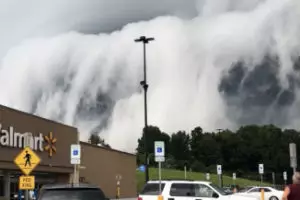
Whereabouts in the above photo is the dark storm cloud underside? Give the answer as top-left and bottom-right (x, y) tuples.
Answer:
(219, 55), (300, 126)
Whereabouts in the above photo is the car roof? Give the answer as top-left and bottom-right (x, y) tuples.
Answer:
(248, 186), (275, 190)
(147, 179), (211, 184)
(41, 183), (100, 190)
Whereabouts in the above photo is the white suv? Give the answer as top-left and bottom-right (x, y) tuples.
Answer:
(138, 180), (259, 200)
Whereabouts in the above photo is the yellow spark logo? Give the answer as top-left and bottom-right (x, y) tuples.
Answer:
(44, 132), (57, 157)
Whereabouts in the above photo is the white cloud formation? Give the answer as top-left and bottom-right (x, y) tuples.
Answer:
(0, 0), (299, 152)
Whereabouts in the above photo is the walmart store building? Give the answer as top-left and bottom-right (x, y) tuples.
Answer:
(0, 105), (137, 199)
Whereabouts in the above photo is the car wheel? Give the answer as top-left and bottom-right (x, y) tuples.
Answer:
(269, 196), (279, 200)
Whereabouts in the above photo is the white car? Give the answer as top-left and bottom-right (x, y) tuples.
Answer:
(238, 186), (283, 200)
(138, 180), (259, 200)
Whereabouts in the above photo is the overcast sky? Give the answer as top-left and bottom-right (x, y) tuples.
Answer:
(0, 0), (199, 57)
(0, 0), (198, 33)
(2, 0), (297, 151)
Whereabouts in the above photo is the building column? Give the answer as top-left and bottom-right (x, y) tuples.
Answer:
(3, 171), (10, 199)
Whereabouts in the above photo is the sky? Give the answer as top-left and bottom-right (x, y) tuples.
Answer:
(0, 0), (299, 152)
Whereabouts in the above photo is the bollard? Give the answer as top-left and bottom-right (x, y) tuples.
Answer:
(116, 187), (120, 199)
(260, 189), (264, 200)
(116, 180), (121, 199)
(158, 195), (163, 200)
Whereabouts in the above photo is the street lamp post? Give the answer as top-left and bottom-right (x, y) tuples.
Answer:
(134, 36), (155, 183)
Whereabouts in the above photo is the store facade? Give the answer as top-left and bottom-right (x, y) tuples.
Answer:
(0, 105), (137, 199)
(0, 105), (77, 199)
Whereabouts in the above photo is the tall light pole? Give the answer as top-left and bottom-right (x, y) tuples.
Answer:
(134, 36), (155, 183)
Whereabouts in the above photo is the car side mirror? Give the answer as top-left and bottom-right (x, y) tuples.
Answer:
(212, 192), (219, 198)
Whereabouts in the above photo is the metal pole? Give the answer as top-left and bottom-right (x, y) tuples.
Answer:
(221, 174), (223, 188)
(25, 190), (29, 200)
(283, 171), (287, 186)
(184, 165), (187, 180)
(143, 41), (149, 183)
(24, 134), (30, 200)
(233, 174), (236, 186)
(272, 172), (275, 187)
(73, 164), (77, 184)
(158, 162), (162, 194)
(73, 131), (80, 184)
(260, 174), (263, 185)
(218, 175), (222, 187)
(76, 131), (80, 184)
(135, 36), (154, 183)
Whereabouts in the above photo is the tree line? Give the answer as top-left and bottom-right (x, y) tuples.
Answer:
(136, 124), (300, 183)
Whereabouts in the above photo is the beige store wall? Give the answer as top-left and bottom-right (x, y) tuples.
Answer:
(79, 142), (137, 198)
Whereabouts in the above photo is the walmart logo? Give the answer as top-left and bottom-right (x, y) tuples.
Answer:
(44, 132), (57, 157)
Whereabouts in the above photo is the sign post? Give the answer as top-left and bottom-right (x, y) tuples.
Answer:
(232, 173), (236, 185)
(217, 165), (222, 187)
(206, 173), (210, 181)
(272, 172), (275, 187)
(283, 171), (287, 185)
(184, 165), (187, 180)
(14, 134), (41, 200)
(258, 164), (264, 185)
(70, 144), (81, 184)
(289, 143), (297, 174)
(154, 141), (165, 196)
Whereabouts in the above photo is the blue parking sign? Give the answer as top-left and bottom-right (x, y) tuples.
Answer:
(154, 141), (165, 161)
(73, 150), (78, 156)
(157, 147), (162, 153)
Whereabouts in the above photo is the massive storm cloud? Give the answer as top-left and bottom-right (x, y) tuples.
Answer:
(0, 0), (299, 152)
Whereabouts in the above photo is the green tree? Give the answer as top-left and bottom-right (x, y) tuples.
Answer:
(190, 126), (203, 163)
(136, 125), (170, 166)
(169, 131), (190, 169)
(88, 134), (111, 148)
(135, 123), (300, 183)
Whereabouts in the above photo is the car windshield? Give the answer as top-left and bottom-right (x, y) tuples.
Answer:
(209, 184), (230, 195)
(39, 188), (106, 200)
